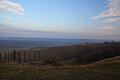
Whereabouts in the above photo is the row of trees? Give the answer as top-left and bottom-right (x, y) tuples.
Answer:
(75, 45), (120, 64)
(0, 42), (120, 65)
(0, 50), (17, 63)
(0, 50), (41, 63)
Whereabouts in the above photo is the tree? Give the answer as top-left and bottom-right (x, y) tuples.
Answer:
(28, 52), (31, 62)
(4, 52), (7, 62)
(0, 53), (2, 63)
(10, 52), (13, 62)
(7, 52), (10, 62)
(33, 51), (36, 61)
(13, 50), (17, 62)
(17, 51), (21, 63)
(23, 51), (26, 63)
(38, 51), (40, 61)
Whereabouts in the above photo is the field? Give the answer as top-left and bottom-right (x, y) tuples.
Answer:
(0, 42), (120, 80)
(0, 56), (120, 80)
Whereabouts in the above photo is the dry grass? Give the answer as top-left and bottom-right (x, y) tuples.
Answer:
(0, 56), (120, 80)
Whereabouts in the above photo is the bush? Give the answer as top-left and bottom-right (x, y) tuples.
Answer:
(43, 54), (61, 66)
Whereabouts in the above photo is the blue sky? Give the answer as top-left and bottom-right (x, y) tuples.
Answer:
(0, 0), (120, 40)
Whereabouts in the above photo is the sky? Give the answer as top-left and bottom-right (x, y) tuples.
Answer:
(0, 0), (120, 40)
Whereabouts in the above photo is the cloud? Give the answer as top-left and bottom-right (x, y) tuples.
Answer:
(93, 0), (120, 19)
(0, 0), (24, 15)
(98, 26), (114, 30)
(0, 14), (13, 20)
(103, 17), (120, 22)
(0, 24), (71, 38)
(0, 24), (119, 40)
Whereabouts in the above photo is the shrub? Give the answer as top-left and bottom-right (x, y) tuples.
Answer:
(43, 54), (61, 66)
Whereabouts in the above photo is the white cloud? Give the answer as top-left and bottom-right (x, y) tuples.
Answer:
(98, 26), (114, 30)
(103, 17), (120, 22)
(93, 0), (120, 19)
(0, 0), (24, 15)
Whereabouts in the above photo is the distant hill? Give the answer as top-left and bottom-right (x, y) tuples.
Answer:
(0, 38), (106, 50)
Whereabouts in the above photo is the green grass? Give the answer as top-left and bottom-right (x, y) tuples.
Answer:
(0, 57), (120, 80)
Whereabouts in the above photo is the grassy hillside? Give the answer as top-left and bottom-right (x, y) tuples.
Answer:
(0, 56), (120, 80)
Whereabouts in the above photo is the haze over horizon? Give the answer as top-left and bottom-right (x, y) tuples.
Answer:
(0, 0), (120, 40)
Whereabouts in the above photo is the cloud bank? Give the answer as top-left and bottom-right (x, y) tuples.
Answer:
(0, 0), (24, 15)
(103, 17), (120, 22)
(93, 0), (120, 19)
(99, 26), (114, 30)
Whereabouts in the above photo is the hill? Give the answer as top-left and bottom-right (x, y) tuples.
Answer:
(0, 56), (120, 80)
(0, 38), (104, 50)
(0, 42), (120, 65)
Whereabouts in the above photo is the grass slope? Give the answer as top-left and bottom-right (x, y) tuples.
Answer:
(0, 56), (120, 80)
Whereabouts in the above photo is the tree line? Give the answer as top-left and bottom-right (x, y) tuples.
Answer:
(0, 50), (41, 63)
(0, 42), (120, 65)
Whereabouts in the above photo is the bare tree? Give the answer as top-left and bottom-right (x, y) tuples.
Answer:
(10, 52), (13, 62)
(7, 52), (10, 62)
(23, 51), (26, 63)
(17, 51), (21, 63)
(33, 51), (36, 61)
(38, 51), (40, 61)
(13, 50), (17, 62)
(4, 52), (7, 63)
(28, 51), (31, 62)
(0, 53), (2, 63)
